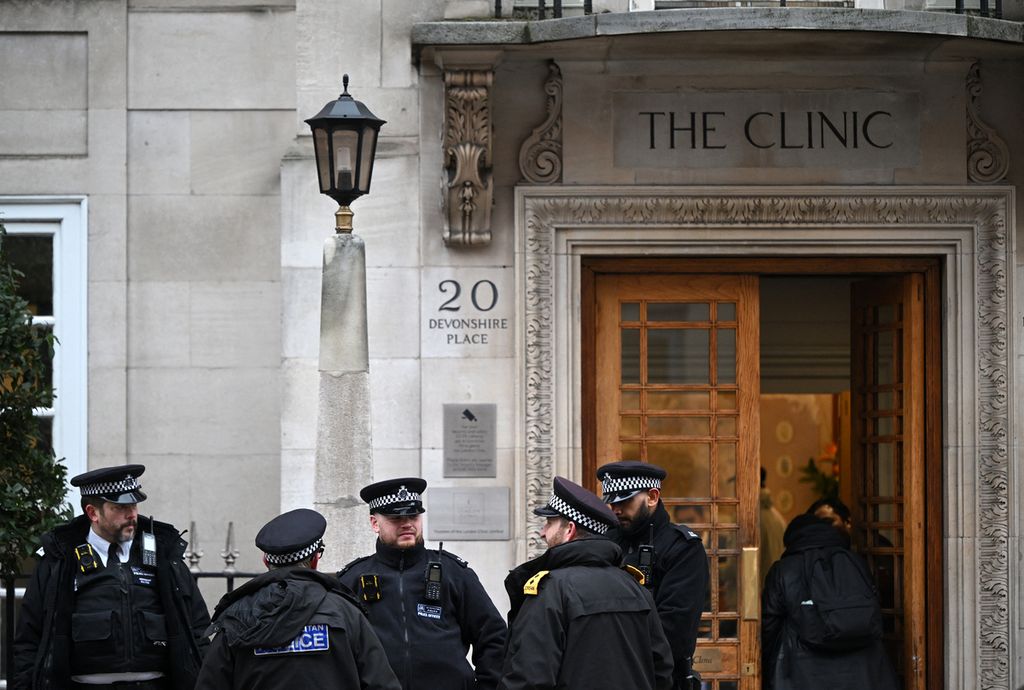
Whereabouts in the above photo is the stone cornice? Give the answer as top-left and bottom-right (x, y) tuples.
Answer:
(413, 9), (1024, 51)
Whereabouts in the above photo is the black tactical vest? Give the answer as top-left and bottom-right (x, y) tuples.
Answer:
(70, 539), (168, 675)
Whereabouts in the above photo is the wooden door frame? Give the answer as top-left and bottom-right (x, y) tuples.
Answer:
(581, 256), (943, 687)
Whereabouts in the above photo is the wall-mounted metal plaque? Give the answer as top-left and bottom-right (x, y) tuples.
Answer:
(426, 487), (510, 541)
(443, 403), (497, 478)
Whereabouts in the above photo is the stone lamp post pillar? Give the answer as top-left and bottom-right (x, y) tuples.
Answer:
(305, 76), (386, 568)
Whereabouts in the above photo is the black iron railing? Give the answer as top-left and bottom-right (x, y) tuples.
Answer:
(495, 0), (594, 18)
(0, 521), (258, 689)
(494, 0), (1001, 19)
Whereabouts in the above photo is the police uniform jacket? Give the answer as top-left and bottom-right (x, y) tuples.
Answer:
(606, 502), (708, 687)
(761, 521), (898, 690)
(12, 514), (210, 690)
(195, 567), (400, 690)
(499, 538), (674, 690)
(338, 540), (507, 690)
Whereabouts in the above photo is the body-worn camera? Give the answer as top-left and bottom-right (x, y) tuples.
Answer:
(75, 544), (99, 574)
(360, 573), (381, 602)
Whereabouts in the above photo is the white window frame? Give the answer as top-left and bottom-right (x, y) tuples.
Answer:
(1, 197), (88, 486)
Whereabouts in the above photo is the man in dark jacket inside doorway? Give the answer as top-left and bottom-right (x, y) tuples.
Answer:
(598, 461), (709, 690)
(499, 476), (674, 690)
(13, 464), (210, 690)
(338, 477), (507, 690)
(195, 508), (400, 690)
(761, 512), (898, 690)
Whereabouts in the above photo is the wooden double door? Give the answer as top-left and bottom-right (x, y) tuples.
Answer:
(583, 260), (941, 690)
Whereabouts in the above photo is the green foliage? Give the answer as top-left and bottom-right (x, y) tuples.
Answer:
(0, 224), (73, 577)
(798, 457), (840, 503)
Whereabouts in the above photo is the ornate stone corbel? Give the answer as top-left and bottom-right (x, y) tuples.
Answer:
(443, 69), (493, 246)
(518, 62), (563, 184)
(966, 62), (1009, 184)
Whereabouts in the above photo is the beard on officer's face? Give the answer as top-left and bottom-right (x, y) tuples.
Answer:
(374, 514), (424, 550)
(615, 496), (653, 534)
(94, 503), (139, 544)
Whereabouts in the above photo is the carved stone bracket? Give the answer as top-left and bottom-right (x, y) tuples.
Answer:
(444, 69), (494, 246)
(518, 62), (563, 184)
(967, 63), (1010, 184)
(518, 188), (1011, 688)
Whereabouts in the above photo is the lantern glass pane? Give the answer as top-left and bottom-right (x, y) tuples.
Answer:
(359, 127), (378, 192)
(330, 130), (358, 191)
(313, 128), (331, 192)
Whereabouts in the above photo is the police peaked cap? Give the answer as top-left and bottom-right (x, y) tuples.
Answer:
(256, 509), (327, 566)
(534, 476), (617, 535)
(71, 464), (148, 504)
(360, 477), (427, 516)
(597, 460), (667, 504)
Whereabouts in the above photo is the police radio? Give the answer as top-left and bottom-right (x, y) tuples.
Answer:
(142, 516), (157, 567)
(637, 525), (655, 587)
(424, 542), (443, 602)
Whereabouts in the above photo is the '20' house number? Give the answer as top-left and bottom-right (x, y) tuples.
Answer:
(438, 279), (498, 312)
(431, 280), (508, 346)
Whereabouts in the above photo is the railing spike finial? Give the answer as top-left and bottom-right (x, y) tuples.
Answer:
(184, 521), (204, 573)
(221, 522), (240, 574)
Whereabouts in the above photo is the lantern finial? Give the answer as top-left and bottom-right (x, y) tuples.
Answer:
(342, 74), (350, 97)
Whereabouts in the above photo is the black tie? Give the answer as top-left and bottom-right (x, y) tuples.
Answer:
(108, 542), (121, 568)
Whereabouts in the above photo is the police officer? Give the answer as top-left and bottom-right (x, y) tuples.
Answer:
(499, 477), (674, 690)
(13, 464), (210, 690)
(195, 509), (401, 690)
(338, 478), (507, 690)
(598, 461), (710, 690)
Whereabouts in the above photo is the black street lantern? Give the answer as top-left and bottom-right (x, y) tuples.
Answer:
(306, 74), (386, 232)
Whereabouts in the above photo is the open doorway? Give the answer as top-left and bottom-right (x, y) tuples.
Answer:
(585, 259), (942, 690)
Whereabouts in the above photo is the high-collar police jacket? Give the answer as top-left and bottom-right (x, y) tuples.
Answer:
(196, 567), (401, 690)
(499, 538), (674, 690)
(338, 540), (507, 690)
(12, 514), (210, 690)
(606, 502), (708, 685)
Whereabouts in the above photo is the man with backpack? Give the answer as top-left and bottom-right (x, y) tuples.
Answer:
(761, 512), (898, 690)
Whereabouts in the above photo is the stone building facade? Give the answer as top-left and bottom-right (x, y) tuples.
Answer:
(1, 1), (1022, 687)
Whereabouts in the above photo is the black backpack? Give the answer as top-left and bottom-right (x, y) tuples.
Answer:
(794, 547), (883, 652)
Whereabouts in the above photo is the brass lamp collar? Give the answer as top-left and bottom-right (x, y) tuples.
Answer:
(335, 205), (354, 234)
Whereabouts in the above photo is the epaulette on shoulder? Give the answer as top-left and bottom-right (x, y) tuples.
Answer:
(440, 550), (469, 568)
(523, 570), (550, 596)
(623, 564), (646, 586)
(672, 523), (702, 542)
(337, 554), (372, 578)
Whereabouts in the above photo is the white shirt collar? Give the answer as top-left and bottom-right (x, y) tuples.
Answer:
(87, 527), (133, 567)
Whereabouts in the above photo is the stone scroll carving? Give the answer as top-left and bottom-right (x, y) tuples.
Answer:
(518, 62), (563, 184)
(443, 69), (494, 247)
(967, 63), (1010, 184)
(519, 190), (1010, 688)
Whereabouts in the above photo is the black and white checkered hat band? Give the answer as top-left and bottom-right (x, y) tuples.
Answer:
(601, 475), (661, 496)
(368, 491), (421, 511)
(547, 495), (610, 535)
(80, 475), (141, 497)
(265, 538), (324, 565)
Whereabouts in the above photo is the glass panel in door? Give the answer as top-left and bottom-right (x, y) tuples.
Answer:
(851, 275), (925, 690)
(596, 274), (760, 690)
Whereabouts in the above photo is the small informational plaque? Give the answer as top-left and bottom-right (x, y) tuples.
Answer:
(427, 487), (510, 541)
(443, 403), (497, 478)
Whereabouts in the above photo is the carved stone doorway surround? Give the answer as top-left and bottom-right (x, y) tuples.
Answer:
(513, 185), (1015, 690)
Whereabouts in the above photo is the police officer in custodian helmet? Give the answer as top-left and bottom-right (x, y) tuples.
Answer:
(195, 509), (401, 690)
(338, 477), (507, 690)
(13, 464), (210, 690)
